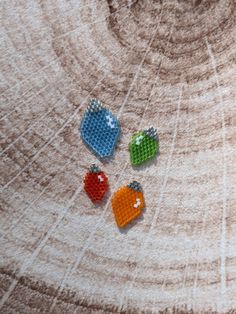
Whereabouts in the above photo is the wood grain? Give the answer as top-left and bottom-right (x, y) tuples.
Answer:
(0, 0), (236, 313)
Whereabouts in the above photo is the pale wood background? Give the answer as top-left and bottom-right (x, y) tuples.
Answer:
(0, 0), (236, 313)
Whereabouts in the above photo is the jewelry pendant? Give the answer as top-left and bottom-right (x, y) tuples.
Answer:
(129, 127), (159, 166)
(84, 164), (109, 202)
(112, 181), (145, 228)
(80, 99), (120, 159)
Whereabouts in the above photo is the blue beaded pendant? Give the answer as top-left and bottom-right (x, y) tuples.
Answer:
(80, 99), (120, 159)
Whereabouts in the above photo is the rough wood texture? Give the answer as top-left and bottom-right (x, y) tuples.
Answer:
(0, 0), (236, 313)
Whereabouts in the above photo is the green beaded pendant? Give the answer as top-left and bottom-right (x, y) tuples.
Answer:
(129, 127), (159, 166)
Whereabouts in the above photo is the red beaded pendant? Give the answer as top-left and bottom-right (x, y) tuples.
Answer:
(84, 164), (109, 202)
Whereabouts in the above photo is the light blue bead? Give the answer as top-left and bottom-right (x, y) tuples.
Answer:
(80, 107), (120, 159)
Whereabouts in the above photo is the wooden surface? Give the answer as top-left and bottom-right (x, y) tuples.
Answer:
(0, 0), (236, 313)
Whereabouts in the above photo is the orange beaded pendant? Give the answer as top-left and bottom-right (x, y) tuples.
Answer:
(112, 181), (145, 228)
(84, 164), (108, 202)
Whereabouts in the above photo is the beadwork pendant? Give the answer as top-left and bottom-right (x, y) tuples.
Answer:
(80, 99), (120, 159)
(112, 181), (145, 228)
(84, 164), (109, 202)
(129, 127), (159, 166)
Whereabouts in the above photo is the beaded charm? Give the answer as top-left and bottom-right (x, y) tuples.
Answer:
(129, 127), (159, 166)
(80, 99), (120, 159)
(112, 181), (145, 228)
(84, 164), (109, 202)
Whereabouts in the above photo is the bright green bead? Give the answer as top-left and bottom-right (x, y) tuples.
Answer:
(129, 131), (159, 166)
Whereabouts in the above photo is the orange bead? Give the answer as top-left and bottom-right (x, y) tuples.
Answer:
(112, 181), (145, 228)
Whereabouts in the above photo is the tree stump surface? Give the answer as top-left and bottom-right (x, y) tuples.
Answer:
(0, 1), (236, 313)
